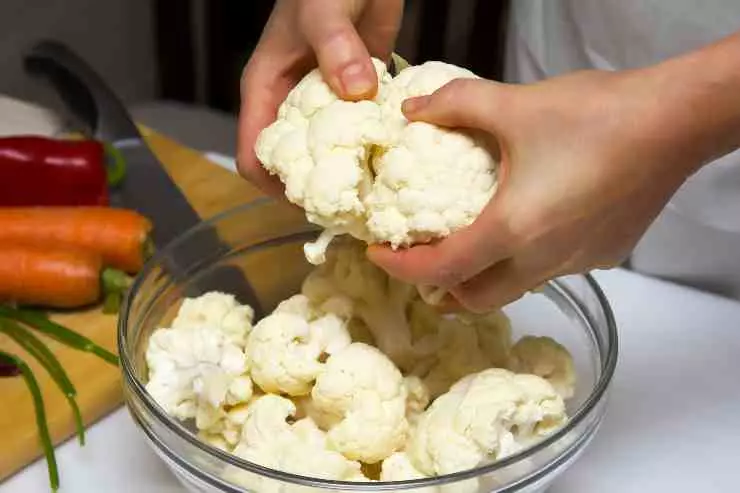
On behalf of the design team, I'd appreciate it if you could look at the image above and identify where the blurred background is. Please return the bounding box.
[0,0,508,158]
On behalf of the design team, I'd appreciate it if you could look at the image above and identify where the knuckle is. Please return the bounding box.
[436,78,475,103]
[428,260,468,288]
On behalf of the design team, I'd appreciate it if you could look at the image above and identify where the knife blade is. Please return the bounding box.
[23,41,262,315]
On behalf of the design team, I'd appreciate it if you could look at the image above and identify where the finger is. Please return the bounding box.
[402,78,510,134]
[367,203,515,288]
[435,295,466,314]
[299,0,378,100]
[449,259,543,313]
[237,61,290,197]
[356,0,404,61]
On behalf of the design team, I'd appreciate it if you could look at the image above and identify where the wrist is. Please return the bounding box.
[635,33,740,175]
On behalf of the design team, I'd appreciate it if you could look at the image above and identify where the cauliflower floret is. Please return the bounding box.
[380,452,478,493]
[172,291,254,348]
[302,239,440,372]
[404,375,431,427]
[381,452,436,492]
[507,336,576,399]
[407,369,567,477]
[379,61,478,133]
[256,59,498,264]
[245,294,351,396]
[311,343,409,463]
[416,310,513,398]
[365,122,496,248]
[256,59,392,261]
[200,399,256,449]
[145,324,251,429]
[225,395,366,492]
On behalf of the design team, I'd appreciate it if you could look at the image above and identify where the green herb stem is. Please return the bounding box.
[0,305,119,366]
[0,318,85,446]
[0,350,59,491]
[101,268,131,315]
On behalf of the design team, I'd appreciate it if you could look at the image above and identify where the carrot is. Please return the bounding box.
[0,207,153,273]
[0,244,129,310]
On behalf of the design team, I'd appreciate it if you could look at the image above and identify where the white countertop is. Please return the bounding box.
[3,267,740,493]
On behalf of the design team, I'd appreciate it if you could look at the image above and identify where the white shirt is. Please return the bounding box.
[505,0,740,298]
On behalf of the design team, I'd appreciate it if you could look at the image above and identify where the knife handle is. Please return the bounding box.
[23,40,141,142]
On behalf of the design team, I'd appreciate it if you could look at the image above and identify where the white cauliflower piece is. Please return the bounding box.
[379,61,478,133]
[256,59,391,261]
[407,369,567,477]
[145,324,251,429]
[416,310,513,398]
[226,395,366,492]
[245,294,351,396]
[311,343,409,463]
[256,59,498,264]
[380,452,478,493]
[404,375,431,427]
[381,452,435,492]
[508,336,576,399]
[302,239,440,372]
[198,431,231,453]
[172,291,254,348]
[201,400,255,449]
[365,121,496,248]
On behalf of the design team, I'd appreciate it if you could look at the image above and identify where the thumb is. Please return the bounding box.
[402,78,508,133]
[300,0,378,101]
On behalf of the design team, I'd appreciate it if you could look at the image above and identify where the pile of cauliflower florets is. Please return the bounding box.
[145,239,575,492]
[255,58,499,270]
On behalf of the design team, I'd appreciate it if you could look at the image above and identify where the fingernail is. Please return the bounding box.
[340,63,374,98]
[402,95,430,114]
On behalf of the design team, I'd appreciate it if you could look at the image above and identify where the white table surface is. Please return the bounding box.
[3,267,740,493]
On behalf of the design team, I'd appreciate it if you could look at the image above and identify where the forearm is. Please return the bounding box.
[639,31,740,174]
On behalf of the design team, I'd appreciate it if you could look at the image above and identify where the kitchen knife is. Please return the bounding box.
[23,40,262,315]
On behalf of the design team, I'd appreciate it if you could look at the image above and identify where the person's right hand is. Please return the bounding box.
[237,0,404,196]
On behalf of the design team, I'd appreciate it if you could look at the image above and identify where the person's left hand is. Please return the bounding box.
[367,70,705,312]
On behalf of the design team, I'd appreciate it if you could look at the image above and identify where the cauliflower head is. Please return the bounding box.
[172,291,254,348]
[226,395,366,492]
[145,324,251,430]
[255,59,498,264]
[245,294,352,396]
[407,368,567,477]
[508,336,576,399]
[311,342,409,463]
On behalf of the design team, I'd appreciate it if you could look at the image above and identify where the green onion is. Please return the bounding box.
[0,318,85,446]
[100,268,131,315]
[0,305,119,366]
[0,350,59,491]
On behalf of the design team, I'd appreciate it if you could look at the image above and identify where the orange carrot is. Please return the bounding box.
[0,245,104,308]
[0,207,153,273]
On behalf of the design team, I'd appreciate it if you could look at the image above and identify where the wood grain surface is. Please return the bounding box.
[0,128,264,481]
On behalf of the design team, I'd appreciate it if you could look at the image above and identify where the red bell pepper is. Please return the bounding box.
[0,136,125,206]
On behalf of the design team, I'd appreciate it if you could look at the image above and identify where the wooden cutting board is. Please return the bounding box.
[0,128,265,481]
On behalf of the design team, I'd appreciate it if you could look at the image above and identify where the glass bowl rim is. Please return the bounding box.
[118,198,619,491]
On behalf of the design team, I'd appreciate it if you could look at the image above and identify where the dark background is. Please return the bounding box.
[154,0,510,113]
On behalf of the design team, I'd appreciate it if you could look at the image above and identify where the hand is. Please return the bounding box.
[237,0,404,196]
[368,69,704,312]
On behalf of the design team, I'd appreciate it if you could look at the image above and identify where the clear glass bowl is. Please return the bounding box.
[118,199,618,493]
